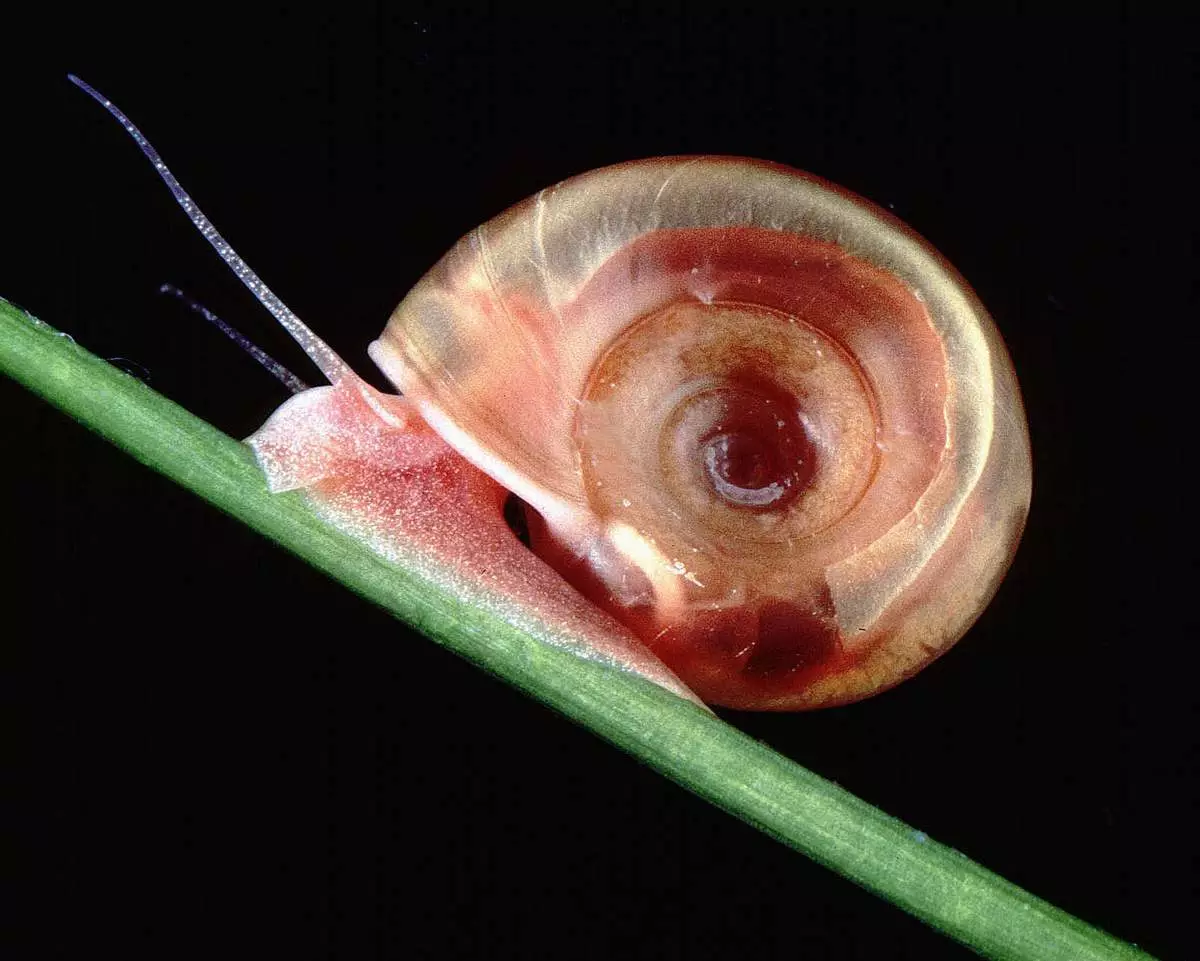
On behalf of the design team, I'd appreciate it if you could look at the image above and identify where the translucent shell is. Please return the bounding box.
[371,158,1032,710]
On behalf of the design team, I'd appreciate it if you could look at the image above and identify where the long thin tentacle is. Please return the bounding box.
[159,284,309,394]
[69,74,351,385]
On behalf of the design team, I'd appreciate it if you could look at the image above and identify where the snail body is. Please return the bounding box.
[76,79,1031,710]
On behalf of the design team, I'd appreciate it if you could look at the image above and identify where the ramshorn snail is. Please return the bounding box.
[75,78,1032,710]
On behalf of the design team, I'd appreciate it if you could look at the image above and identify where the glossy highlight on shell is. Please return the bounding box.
[372,158,1032,709]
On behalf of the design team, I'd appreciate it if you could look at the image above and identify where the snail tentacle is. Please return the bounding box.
[69,74,351,385]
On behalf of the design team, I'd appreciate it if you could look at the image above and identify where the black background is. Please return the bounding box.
[3,6,1196,960]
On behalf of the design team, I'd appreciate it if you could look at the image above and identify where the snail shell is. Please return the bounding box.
[368,157,1032,710]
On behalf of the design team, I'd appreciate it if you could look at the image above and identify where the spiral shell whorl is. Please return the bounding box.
[371,157,1031,709]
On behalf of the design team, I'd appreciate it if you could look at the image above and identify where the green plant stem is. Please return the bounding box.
[0,297,1156,961]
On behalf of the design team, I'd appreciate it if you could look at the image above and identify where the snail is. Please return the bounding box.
[72,77,1031,711]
